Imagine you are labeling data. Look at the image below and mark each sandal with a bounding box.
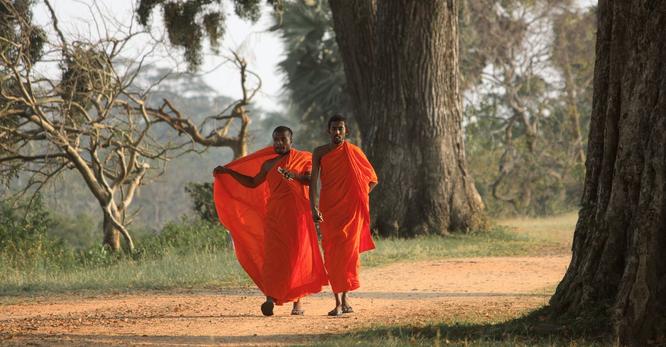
[328,308,343,317]
[291,308,305,315]
[342,305,354,314]
[261,300,274,316]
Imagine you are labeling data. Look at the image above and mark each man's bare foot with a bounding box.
[341,292,353,313]
[291,300,304,315]
[328,306,343,316]
[261,297,274,316]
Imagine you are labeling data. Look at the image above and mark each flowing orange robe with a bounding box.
[319,142,378,293]
[213,147,327,304]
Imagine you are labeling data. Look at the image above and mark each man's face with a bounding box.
[328,121,346,145]
[273,130,292,154]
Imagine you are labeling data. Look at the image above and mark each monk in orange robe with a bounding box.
[213,126,327,316]
[310,115,378,316]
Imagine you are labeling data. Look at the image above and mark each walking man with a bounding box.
[214,126,327,316]
[310,115,378,316]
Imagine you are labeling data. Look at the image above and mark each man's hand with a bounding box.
[213,166,230,174]
[312,207,323,223]
[277,167,295,180]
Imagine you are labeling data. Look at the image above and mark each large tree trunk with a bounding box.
[329,0,484,236]
[101,202,133,252]
[549,1,666,345]
[102,208,122,251]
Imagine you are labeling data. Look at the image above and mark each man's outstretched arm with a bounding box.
[214,163,269,188]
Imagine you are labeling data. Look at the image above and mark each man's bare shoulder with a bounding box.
[312,144,330,157]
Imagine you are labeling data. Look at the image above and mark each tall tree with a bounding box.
[274,1,595,217]
[1,1,260,251]
[328,0,484,235]
[139,0,485,236]
[549,1,666,345]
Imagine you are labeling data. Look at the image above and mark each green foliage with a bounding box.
[270,0,595,217]
[465,102,587,216]
[552,7,596,88]
[461,2,595,217]
[0,0,46,65]
[0,210,573,296]
[136,0,166,25]
[0,206,235,294]
[0,216,237,295]
[0,0,46,166]
[136,0,282,70]
[275,1,350,131]
[233,0,261,21]
[273,1,363,148]
[162,1,208,68]
[0,196,69,268]
[48,213,99,250]
[202,11,226,52]
[60,44,116,120]
[185,182,218,223]
[136,217,230,258]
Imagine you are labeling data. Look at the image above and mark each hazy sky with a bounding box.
[33,1,287,112]
[30,1,597,114]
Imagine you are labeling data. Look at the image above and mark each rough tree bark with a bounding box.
[329,0,484,236]
[102,206,123,251]
[549,1,666,345]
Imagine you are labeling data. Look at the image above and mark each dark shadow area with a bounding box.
[0,332,334,346]
[322,306,613,345]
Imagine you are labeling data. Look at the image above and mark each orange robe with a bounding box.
[319,142,378,293]
[213,147,327,304]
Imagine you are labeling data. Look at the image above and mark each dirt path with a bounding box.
[0,256,570,346]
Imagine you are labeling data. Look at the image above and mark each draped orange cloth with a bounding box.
[319,142,378,293]
[213,147,327,305]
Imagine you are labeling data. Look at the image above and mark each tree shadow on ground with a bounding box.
[0,306,613,346]
[328,306,612,346]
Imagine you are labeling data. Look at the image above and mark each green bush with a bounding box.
[0,196,73,268]
[135,217,230,258]
[184,182,217,223]
[1,193,230,272]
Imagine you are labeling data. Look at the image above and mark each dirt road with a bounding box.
[0,256,570,346]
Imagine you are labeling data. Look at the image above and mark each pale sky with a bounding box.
[33,0,287,112]
[31,0,597,113]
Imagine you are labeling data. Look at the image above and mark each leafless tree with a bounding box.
[462,0,593,214]
[0,0,260,251]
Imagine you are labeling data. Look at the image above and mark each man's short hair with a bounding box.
[272,125,293,138]
[327,114,347,129]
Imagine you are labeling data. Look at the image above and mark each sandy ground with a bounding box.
[0,256,570,346]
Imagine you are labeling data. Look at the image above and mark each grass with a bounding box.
[2,212,592,344]
[308,306,611,346]
[304,212,597,347]
[362,226,566,268]
[0,251,250,296]
[0,212,576,298]
[362,211,576,267]
[496,211,577,247]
